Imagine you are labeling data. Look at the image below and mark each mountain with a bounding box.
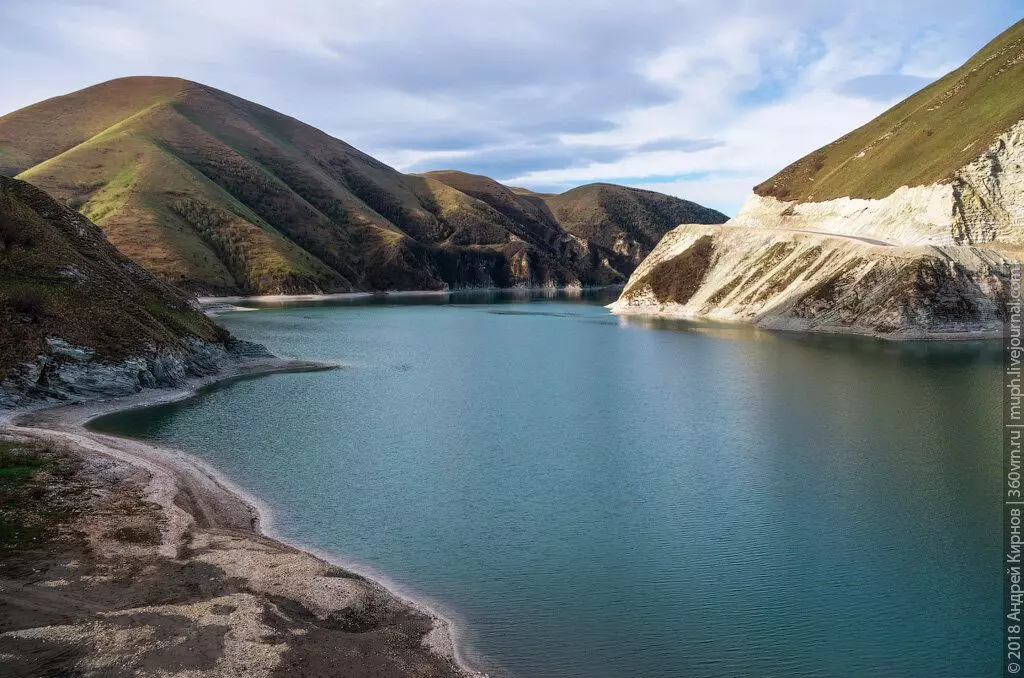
[611,19,1023,339]
[0,175,243,405]
[0,77,726,295]
[423,170,725,275]
[755,19,1024,204]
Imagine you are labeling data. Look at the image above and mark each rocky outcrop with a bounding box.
[0,338,272,409]
[611,122,1022,339]
[951,118,1024,245]
[0,175,262,405]
[610,224,1011,339]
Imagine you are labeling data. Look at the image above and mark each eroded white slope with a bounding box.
[610,224,1010,338]
[729,118,1024,247]
[611,119,1023,338]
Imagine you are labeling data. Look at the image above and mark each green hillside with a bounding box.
[0,78,726,294]
[755,18,1024,202]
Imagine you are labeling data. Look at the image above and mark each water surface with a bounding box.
[93,291,1001,678]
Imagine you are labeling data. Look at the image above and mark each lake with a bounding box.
[91,290,1001,678]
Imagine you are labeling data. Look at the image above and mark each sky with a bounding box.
[0,2,1020,215]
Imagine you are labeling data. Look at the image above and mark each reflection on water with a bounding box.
[618,312,1003,360]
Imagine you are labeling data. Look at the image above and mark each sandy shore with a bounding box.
[0,357,483,678]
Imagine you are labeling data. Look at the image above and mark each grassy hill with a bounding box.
[545,183,723,253]
[0,78,726,294]
[423,170,726,275]
[755,18,1024,202]
[0,175,227,380]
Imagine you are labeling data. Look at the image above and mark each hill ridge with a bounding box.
[0,78,726,294]
[755,18,1024,202]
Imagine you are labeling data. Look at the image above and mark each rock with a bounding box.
[610,224,1011,339]
[0,339,274,408]
[612,105,1024,339]
[725,119,1024,248]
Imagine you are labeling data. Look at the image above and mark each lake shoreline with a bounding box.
[198,285,625,315]
[0,356,487,678]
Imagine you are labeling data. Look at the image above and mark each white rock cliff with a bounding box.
[611,119,1024,339]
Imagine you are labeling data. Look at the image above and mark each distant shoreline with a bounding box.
[198,283,624,304]
[198,285,624,316]
[1,356,486,678]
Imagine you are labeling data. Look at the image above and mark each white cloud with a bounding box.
[637,176,764,217]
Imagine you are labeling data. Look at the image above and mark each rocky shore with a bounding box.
[0,357,480,678]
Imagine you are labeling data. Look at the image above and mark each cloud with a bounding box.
[0,0,1020,213]
[834,74,934,102]
[634,138,725,153]
[403,141,631,178]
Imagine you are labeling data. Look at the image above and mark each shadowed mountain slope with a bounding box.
[0,175,233,399]
[423,171,727,275]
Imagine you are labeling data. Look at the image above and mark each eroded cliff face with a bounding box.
[612,114,1023,339]
[611,224,1010,338]
[951,118,1024,245]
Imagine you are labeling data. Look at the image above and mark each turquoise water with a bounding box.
[92,291,1001,678]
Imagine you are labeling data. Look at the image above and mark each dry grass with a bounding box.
[0,76,186,176]
[633,236,716,304]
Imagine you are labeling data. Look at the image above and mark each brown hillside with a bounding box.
[424,172,728,275]
[0,175,227,378]
[1,77,726,293]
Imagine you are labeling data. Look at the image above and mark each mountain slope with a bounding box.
[613,19,1022,339]
[0,77,726,294]
[610,223,1009,338]
[544,182,725,264]
[423,171,727,274]
[755,18,1024,203]
[0,175,242,404]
